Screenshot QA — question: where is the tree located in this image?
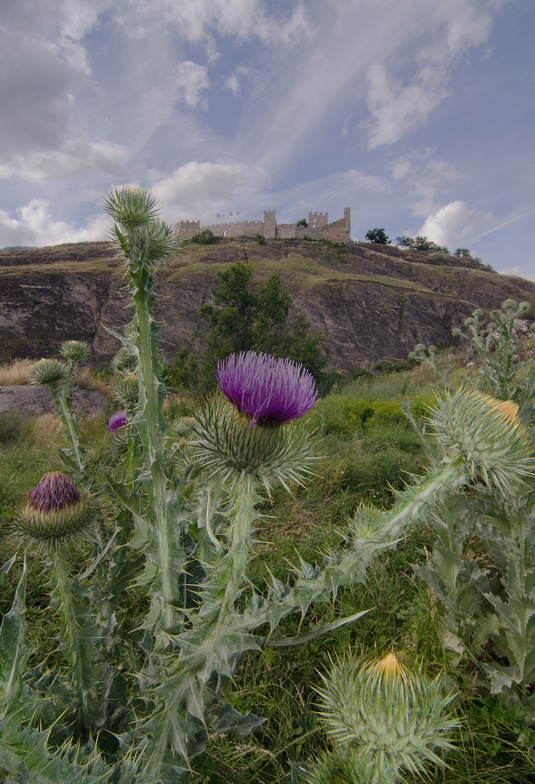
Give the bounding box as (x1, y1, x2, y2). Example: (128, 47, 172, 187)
(166, 261, 325, 391)
(454, 247, 472, 258)
(296, 218, 308, 227)
(365, 227, 390, 245)
(396, 235, 415, 248)
(191, 228, 216, 245)
(397, 235, 449, 253)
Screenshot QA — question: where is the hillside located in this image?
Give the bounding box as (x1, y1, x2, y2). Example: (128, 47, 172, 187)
(1, 238, 534, 374)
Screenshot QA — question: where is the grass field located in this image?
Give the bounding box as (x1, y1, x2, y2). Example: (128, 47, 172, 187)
(1, 363, 535, 783)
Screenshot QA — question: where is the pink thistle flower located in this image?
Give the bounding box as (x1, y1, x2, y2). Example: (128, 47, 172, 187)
(28, 471, 80, 512)
(108, 410, 127, 432)
(216, 352, 317, 427)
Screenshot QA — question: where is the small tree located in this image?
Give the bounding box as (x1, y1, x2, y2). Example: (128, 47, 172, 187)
(365, 227, 390, 245)
(173, 261, 325, 391)
(297, 218, 308, 228)
(191, 228, 216, 245)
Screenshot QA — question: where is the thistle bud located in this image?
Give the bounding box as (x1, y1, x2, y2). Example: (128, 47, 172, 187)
(112, 374, 138, 408)
(12, 472, 97, 552)
(188, 396, 315, 490)
(312, 651, 458, 781)
(60, 340, 89, 363)
(426, 388, 533, 493)
(112, 347, 137, 375)
(29, 359, 68, 387)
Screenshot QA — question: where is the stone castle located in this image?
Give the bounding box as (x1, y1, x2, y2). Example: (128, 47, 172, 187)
(177, 207, 351, 242)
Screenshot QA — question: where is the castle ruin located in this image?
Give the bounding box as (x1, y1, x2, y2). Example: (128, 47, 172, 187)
(176, 207, 351, 243)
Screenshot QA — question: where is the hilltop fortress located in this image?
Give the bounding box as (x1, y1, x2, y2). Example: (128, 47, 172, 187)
(177, 207, 351, 242)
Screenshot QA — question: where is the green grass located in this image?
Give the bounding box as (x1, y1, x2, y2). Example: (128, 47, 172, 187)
(2, 370, 535, 784)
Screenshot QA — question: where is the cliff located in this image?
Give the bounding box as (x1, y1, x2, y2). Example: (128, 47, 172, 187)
(1, 239, 534, 375)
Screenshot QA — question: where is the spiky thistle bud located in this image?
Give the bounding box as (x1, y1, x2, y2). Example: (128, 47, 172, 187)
(59, 340, 89, 363)
(426, 388, 534, 493)
(29, 359, 68, 387)
(312, 652, 459, 781)
(12, 472, 98, 552)
(112, 347, 137, 375)
(112, 375, 138, 408)
(217, 351, 317, 427)
(188, 396, 315, 491)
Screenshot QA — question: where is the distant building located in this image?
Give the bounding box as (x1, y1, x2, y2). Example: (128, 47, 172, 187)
(176, 207, 351, 243)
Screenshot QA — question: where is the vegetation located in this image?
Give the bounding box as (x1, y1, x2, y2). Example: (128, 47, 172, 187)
(2, 190, 535, 783)
(191, 228, 216, 245)
(396, 234, 450, 253)
(365, 227, 390, 245)
(164, 260, 326, 392)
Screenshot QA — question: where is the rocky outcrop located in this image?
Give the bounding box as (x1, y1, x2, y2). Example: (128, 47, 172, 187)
(1, 239, 534, 375)
(0, 386, 107, 416)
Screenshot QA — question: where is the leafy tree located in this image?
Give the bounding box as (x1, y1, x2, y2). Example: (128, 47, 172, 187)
(396, 235, 415, 248)
(166, 261, 326, 391)
(454, 247, 472, 258)
(397, 235, 449, 253)
(191, 228, 216, 245)
(297, 218, 308, 227)
(365, 227, 390, 245)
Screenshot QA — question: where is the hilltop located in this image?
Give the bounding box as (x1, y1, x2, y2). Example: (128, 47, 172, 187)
(1, 238, 534, 375)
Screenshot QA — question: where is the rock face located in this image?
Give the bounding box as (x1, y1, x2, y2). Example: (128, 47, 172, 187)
(0, 386, 107, 416)
(1, 239, 535, 375)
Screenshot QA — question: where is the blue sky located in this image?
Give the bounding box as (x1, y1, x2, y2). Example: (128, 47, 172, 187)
(1, 0, 534, 278)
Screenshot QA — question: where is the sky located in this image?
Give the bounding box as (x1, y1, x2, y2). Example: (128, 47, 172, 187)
(1, 0, 534, 278)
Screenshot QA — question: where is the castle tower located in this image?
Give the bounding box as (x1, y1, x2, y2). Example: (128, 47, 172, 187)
(263, 210, 277, 239)
(176, 219, 201, 239)
(308, 211, 329, 231)
(344, 207, 351, 235)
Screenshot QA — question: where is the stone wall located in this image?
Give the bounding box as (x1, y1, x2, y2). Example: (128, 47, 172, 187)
(176, 207, 351, 242)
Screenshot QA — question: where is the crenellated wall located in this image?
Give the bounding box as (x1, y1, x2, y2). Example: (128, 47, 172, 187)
(176, 207, 351, 242)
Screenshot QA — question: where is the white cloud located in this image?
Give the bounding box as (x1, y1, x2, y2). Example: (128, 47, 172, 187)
(363, 0, 504, 149)
(224, 65, 252, 97)
(0, 141, 130, 182)
(152, 160, 262, 222)
(174, 61, 210, 110)
(419, 201, 493, 249)
(498, 264, 535, 282)
(122, 0, 309, 46)
(0, 199, 108, 248)
(391, 154, 460, 217)
(365, 61, 449, 149)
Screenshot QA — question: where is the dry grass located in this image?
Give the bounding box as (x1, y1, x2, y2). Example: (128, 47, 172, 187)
(75, 368, 114, 395)
(27, 413, 65, 447)
(0, 360, 112, 396)
(0, 359, 40, 385)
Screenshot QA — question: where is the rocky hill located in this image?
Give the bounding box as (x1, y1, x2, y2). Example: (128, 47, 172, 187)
(1, 238, 534, 375)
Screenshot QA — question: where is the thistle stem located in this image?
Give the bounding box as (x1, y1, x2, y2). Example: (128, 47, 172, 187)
(132, 285, 174, 632)
(52, 551, 93, 734)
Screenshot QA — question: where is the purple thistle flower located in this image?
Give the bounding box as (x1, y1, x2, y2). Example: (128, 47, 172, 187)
(108, 410, 127, 432)
(28, 472, 81, 513)
(216, 352, 318, 427)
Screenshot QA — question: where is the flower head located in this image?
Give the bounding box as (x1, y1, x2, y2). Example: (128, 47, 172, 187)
(12, 472, 98, 553)
(108, 410, 128, 432)
(28, 471, 81, 512)
(216, 352, 317, 427)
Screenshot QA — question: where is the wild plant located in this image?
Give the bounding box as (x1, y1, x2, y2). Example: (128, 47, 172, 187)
(411, 302, 535, 720)
(2, 193, 534, 783)
(293, 652, 459, 784)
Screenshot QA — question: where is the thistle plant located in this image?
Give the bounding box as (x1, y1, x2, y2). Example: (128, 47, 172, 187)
(410, 302, 535, 719)
(295, 652, 459, 784)
(4, 192, 535, 782)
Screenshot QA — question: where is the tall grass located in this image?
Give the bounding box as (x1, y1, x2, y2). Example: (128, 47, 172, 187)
(0, 358, 40, 385)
